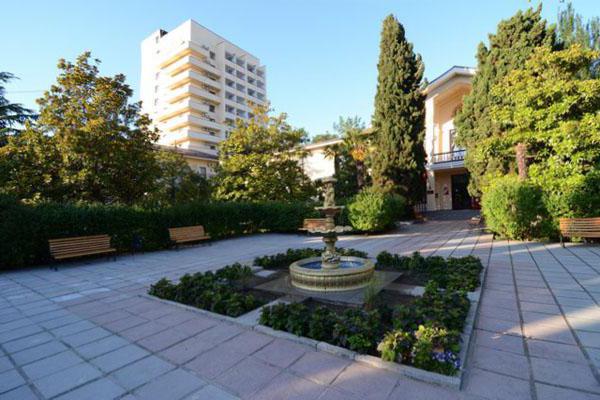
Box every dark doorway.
[451,173,471,210]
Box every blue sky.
[2,0,597,137]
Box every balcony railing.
[431,149,466,164]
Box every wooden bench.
[559,217,600,247]
[168,225,210,248]
[48,234,116,270]
[299,218,328,232]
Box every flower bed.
[260,281,470,376]
[148,263,278,317]
[376,251,483,292]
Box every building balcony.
[164,112,224,133]
[166,54,221,79]
[168,84,221,105]
[428,149,466,170]
[170,69,221,92]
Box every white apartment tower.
[141,20,267,176]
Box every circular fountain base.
[289,256,375,292]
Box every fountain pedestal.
[289,178,374,292]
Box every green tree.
[311,133,339,143]
[558,2,600,51]
[490,45,600,219]
[0,72,36,145]
[34,52,160,204]
[0,127,63,200]
[214,106,315,202]
[0,53,161,204]
[323,116,370,198]
[454,6,555,195]
[370,14,426,203]
[144,149,211,206]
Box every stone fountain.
[289,177,375,291]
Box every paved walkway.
[0,217,599,399]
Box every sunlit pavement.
[1,216,599,399]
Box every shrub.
[565,169,600,218]
[253,247,368,270]
[148,264,264,318]
[481,176,553,240]
[347,189,394,232]
[387,193,409,221]
[411,324,460,375]
[0,197,314,269]
[375,251,483,292]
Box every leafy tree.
[323,116,370,198]
[311,133,339,143]
[454,6,555,195]
[0,72,36,145]
[0,127,63,200]
[143,150,212,207]
[0,53,160,204]
[36,52,160,204]
[490,45,600,219]
[370,14,426,203]
[558,2,600,51]
[214,106,315,202]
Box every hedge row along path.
[0,211,599,399]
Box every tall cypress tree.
[454,6,554,195]
[371,14,426,203]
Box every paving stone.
[159,335,215,364]
[51,320,96,337]
[155,311,195,326]
[464,368,531,400]
[186,385,239,400]
[33,363,102,398]
[137,328,190,352]
[174,317,217,336]
[134,368,205,400]
[3,332,54,353]
[120,321,170,341]
[290,351,351,385]
[12,340,68,366]
[185,346,247,380]
[104,315,148,332]
[253,339,310,368]
[75,334,129,359]
[111,355,174,390]
[523,322,577,344]
[40,314,82,330]
[216,357,281,397]
[0,369,25,394]
[0,356,13,373]
[530,357,600,393]
[527,339,588,364]
[331,362,397,400]
[388,376,465,400]
[535,383,600,400]
[22,350,83,380]
[316,387,362,400]
[62,327,112,347]
[193,323,244,346]
[0,384,39,400]
[91,344,150,373]
[249,371,326,400]
[475,329,525,355]
[576,330,600,349]
[476,316,522,335]
[472,346,529,378]
[54,378,126,400]
[221,330,273,356]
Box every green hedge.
[347,189,406,232]
[481,176,553,240]
[0,196,314,269]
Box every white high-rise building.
[141,20,267,176]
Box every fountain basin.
[289,256,375,292]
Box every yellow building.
[424,66,476,211]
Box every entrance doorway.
[451,173,471,210]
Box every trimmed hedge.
[0,196,315,269]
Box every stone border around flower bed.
[142,262,487,389]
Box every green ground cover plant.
[148,263,262,317]
[375,251,483,291]
[260,282,470,375]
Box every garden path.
[0,215,599,399]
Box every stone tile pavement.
[0,215,599,399]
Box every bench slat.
[49,234,115,261]
[169,225,210,244]
[559,217,600,240]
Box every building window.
[208,104,215,112]
[449,129,457,152]
[197,166,207,178]
[210,51,215,60]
